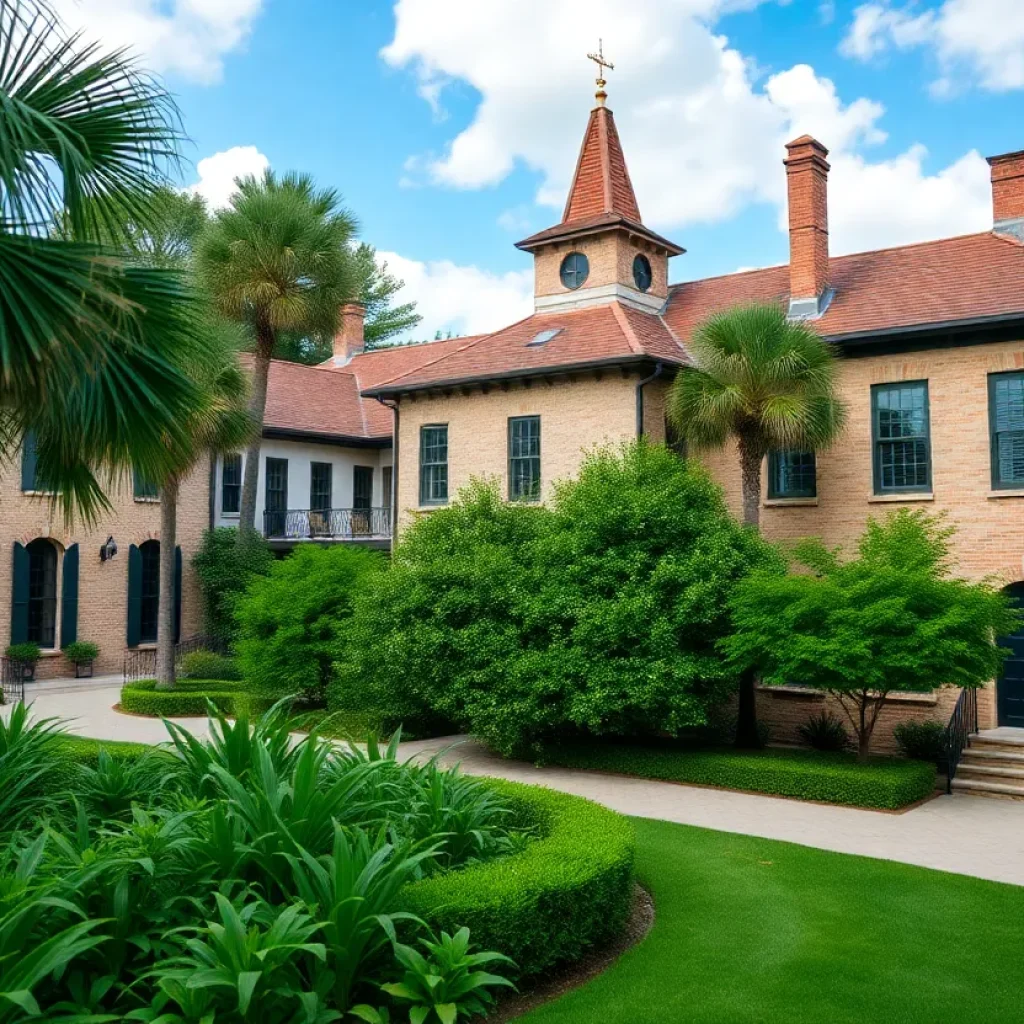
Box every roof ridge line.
[366,315,535,391]
[599,106,612,214]
[609,301,644,355]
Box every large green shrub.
[238,544,383,706]
[725,510,1020,759]
[403,779,635,976]
[192,527,273,643]
[180,650,242,681]
[341,442,777,756]
[547,742,936,810]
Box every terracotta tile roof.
[663,232,1024,341]
[362,303,688,395]
[562,105,641,224]
[238,356,387,441]
[335,335,483,388]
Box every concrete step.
[951,777,1024,801]
[961,748,1024,767]
[969,736,1024,755]
[957,763,1024,787]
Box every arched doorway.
[997,582,1024,727]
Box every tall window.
[265,457,288,535]
[26,539,57,648]
[419,425,448,506]
[872,382,931,494]
[768,451,817,499]
[990,371,1024,489]
[508,416,541,501]
[139,540,160,645]
[21,431,41,492]
[133,468,158,500]
[353,466,373,511]
[382,466,393,508]
[221,453,242,514]
[310,462,332,511]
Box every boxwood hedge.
[402,779,636,977]
[120,678,246,718]
[545,743,936,810]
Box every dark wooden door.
[997,583,1024,727]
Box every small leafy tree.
[724,510,1020,760]
[193,527,273,644]
[235,544,383,706]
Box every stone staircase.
[952,730,1024,800]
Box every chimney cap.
[341,301,367,315]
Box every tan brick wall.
[533,233,668,300]
[395,374,639,530]
[700,338,1024,733]
[0,459,210,678]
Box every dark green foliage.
[120,677,246,717]
[0,704,68,835]
[894,720,949,765]
[725,510,1020,758]
[61,640,98,663]
[798,710,851,752]
[403,780,635,976]
[4,641,40,663]
[342,442,777,756]
[180,649,242,680]
[545,743,936,810]
[192,527,273,643]
[237,543,383,707]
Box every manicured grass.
[545,743,935,809]
[518,818,1024,1024]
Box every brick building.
[362,85,1024,750]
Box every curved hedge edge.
[545,744,936,810]
[120,678,243,718]
[402,779,635,977]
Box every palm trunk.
[735,434,765,748]
[238,328,274,538]
[156,476,179,691]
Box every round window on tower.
[633,254,653,293]
[559,252,590,291]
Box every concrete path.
[10,686,1024,887]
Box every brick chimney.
[784,136,831,318]
[332,302,366,366]
[988,150,1024,243]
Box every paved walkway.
[9,686,1024,887]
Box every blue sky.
[54,0,1022,338]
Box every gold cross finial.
[587,39,614,106]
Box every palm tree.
[196,171,360,535]
[666,302,847,746]
[0,0,209,520]
[154,324,252,689]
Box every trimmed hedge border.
[402,779,635,977]
[544,743,936,810]
[120,678,245,718]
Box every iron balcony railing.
[122,634,230,685]
[263,507,392,541]
[944,687,978,793]
[0,658,26,704]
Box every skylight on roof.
[525,328,562,347]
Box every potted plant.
[4,642,41,682]
[64,641,99,679]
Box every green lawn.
[517,819,1023,1024]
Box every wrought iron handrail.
[0,658,26,705]
[944,686,978,793]
[122,634,230,685]
[263,507,392,541]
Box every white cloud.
[841,0,1024,93]
[377,252,533,339]
[383,1,994,256]
[51,0,263,84]
[185,145,270,209]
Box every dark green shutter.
[173,546,182,644]
[126,544,142,647]
[20,433,37,492]
[60,544,79,647]
[10,543,29,645]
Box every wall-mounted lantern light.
[100,536,118,562]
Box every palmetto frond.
[667,302,847,455]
